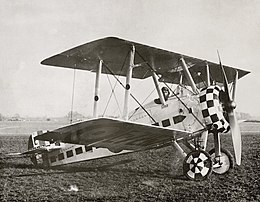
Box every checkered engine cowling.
[199,85,230,133]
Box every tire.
[42,153,50,168]
[30,155,38,166]
[208,148,234,174]
[183,150,213,181]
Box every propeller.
[217,51,241,165]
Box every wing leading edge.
[35,118,192,152]
[41,37,250,85]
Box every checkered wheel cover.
[199,85,230,133]
[183,150,213,180]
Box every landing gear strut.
[180,130,234,180]
[210,131,234,174]
[209,148,234,174]
[179,133,213,181]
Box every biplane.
[14,37,250,180]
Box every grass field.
[0,121,259,201]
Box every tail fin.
[28,130,49,150]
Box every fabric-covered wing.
[35,118,191,152]
[41,37,250,85]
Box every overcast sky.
[0,0,260,118]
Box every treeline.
[0,111,254,122]
[236,112,252,120]
[0,113,22,121]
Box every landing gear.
[30,153,50,168]
[183,150,213,181]
[209,148,234,174]
[209,130,234,174]
[30,155,38,166]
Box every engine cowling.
[199,85,230,133]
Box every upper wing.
[35,117,193,152]
[41,37,250,85]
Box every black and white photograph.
[0,1,259,201]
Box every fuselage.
[28,85,229,168]
[28,133,131,167]
[129,88,205,133]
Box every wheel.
[209,148,234,174]
[30,154,42,166]
[183,150,213,181]
[30,155,38,165]
[42,153,50,168]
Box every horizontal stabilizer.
[21,145,63,155]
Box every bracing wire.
[128,88,156,120]
[102,73,122,117]
[102,50,129,117]
[102,74,116,116]
[70,68,76,124]
[102,62,157,123]
[135,50,206,129]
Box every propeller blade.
[232,70,238,101]
[217,51,231,102]
[228,110,242,165]
[217,52,241,165]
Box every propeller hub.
[230,101,237,109]
[224,101,237,113]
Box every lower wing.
[35,117,194,152]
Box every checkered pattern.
[186,151,210,178]
[199,85,230,133]
[183,150,212,180]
